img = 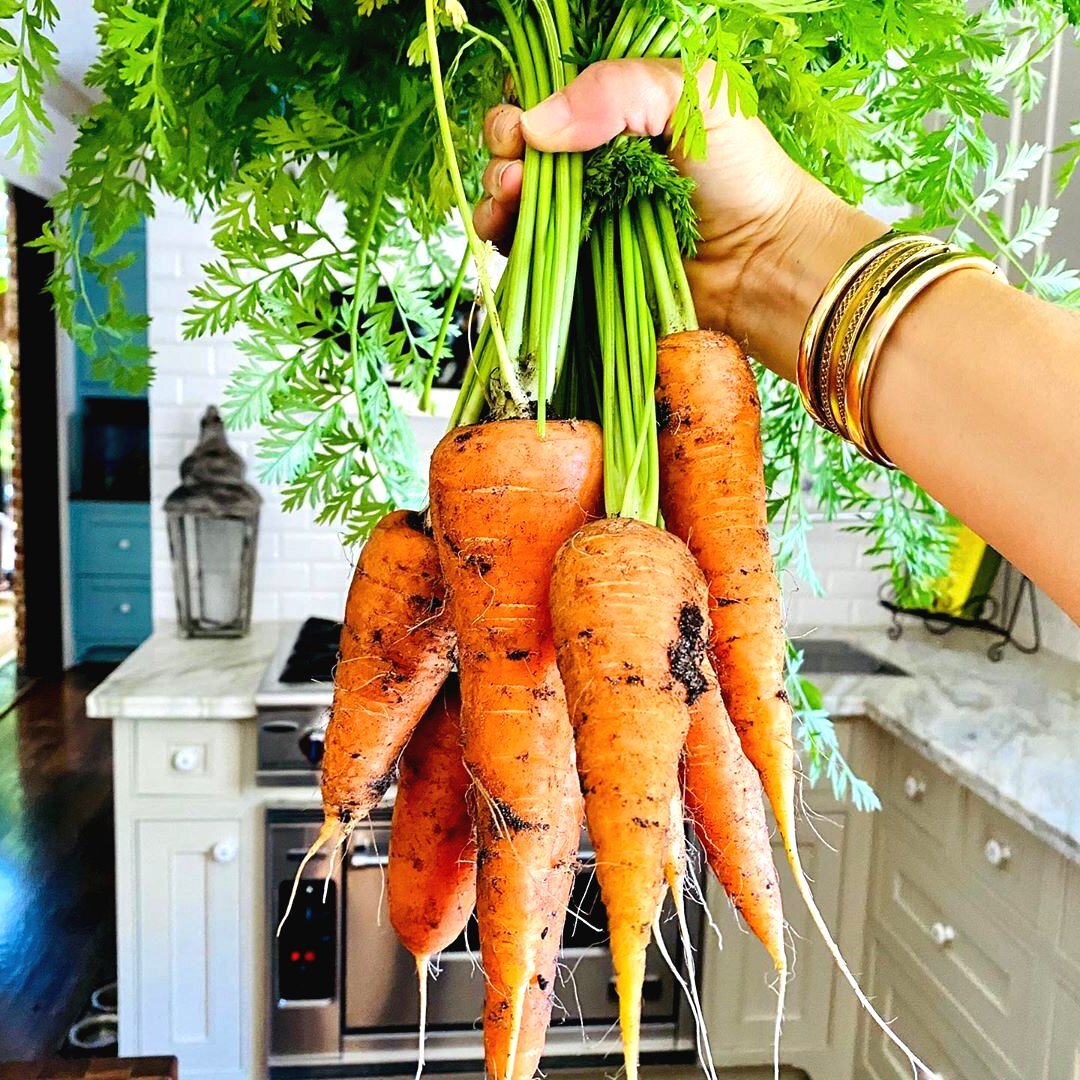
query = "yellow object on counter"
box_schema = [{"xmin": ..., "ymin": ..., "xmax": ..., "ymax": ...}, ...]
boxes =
[{"xmin": 932, "ymin": 525, "xmax": 999, "ymax": 616}]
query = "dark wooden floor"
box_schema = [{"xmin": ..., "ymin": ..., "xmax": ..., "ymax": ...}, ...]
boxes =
[{"xmin": 0, "ymin": 665, "xmax": 116, "ymax": 1060}]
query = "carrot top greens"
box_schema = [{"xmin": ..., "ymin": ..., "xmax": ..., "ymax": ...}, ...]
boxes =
[{"xmin": 5, "ymin": 0, "xmax": 1080, "ymax": 806}]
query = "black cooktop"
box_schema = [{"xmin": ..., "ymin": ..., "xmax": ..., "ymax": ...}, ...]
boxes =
[{"xmin": 279, "ymin": 617, "xmax": 343, "ymax": 684}]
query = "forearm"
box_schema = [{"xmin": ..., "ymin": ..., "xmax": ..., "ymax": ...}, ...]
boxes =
[
  {"xmin": 693, "ymin": 190, "xmax": 1080, "ymax": 622},
  {"xmin": 873, "ymin": 273, "xmax": 1080, "ymax": 619}
]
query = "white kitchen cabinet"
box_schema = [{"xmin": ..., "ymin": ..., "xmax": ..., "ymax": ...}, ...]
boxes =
[
  {"xmin": 701, "ymin": 718, "xmax": 877, "ymax": 1079},
  {"xmin": 113, "ymin": 715, "xmax": 266, "ymax": 1080},
  {"xmin": 134, "ymin": 818, "xmax": 244, "ymax": 1072},
  {"xmin": 858, "ymin": 726, "xmax": 1079, "ymax": 1080},
  {"xmin": 1045, "ymin": 983, "xmax": 1080, "ymax": 1080}
]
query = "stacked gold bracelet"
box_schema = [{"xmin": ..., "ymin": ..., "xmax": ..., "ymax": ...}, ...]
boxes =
[{"xmin": 797, "ymin": 231, "xmax": 1002, "ymax": 467}]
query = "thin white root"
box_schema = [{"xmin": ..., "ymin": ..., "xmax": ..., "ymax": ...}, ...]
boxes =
[
  {"xmin": 662, "ymin": 882, "xmax": 718, "ymax": 1080},
  {"xmin": 772, "ymin": 961, "xmax": 788, "ymax": 1080},
  {"xmin": 789, "ymin": 843, "xmax": 933, "ymax": 1078},
  {"xmin": 415, "ymin": 953, "xmax": 429, "ymax": 1080},
  {"xmin": 277, "ymin": 817, "xmax": 341, "ymax": 936}
]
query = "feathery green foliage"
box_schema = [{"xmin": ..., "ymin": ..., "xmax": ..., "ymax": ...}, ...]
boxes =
[{"xmin": 2, "ymin": 0, "xmax": 1078, "ymax": 794}]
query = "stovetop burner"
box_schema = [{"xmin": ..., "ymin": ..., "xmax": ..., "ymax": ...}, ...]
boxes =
[{"xmin": 278, "ymin": 617, "xmax": 342, "ymax": 684}]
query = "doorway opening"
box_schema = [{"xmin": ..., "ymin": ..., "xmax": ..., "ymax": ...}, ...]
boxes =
[{"xmin": 3, "ymin": 183, "xmax": 65, "ymax": 691}]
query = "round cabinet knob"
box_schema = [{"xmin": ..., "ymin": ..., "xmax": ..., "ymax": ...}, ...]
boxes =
[
  {"xmin": 171, "ymin": 746, "xmax": 200, "ymax": 773},
  {"xmin": 984, "ymin": 838, "xmax": 1012, "ymax": 868},
  {"xmin": 117, "ymin": 538, "xmax": 132, "ymax": 550},
  {"xmin": 930, "ymin": 921, "xmax": 956, "ymax": 947},
  {"xmin": 118, "ymin": 602, "xmax": 133, "ymax": 615},
  {"xmin": 210, "ymin": 839, "xmax": 238, "ymax": 864},
  {"xmin": 903, "ymin": 775, "xmax": 927, "ymax": 802}
]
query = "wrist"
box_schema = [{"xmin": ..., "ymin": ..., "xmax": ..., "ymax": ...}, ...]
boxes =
[{"xmin": 690, "ymin": 178, "xmax": 887, "ymax": 382}]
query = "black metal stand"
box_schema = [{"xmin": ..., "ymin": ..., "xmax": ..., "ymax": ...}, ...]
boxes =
[{"xmin": 878, "ymin": 562, "xmax": 1040, "ymax": 661}]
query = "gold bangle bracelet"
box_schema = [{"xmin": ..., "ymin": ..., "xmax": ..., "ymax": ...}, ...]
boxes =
[
  {"xmin": 797, "ymin": 229, "xmax": 900, "ymax": 423},
  {"xmin": 845, "ymin": 250, "xmax": 1003, "ymax": 467},
  {"xmin": 822, "ymin": 240, "xmax": 945, "ymax": 436},
  {"xmin": 797, "ymin": 230, "xmax": 939, "ymax": 425}
]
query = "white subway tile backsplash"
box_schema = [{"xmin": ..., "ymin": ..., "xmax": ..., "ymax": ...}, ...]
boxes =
[{"xmin": 144, "ymin": 196, "xmax": 1080, "ymax": 660}]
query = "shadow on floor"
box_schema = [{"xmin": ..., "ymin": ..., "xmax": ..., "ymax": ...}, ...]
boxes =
[{"xmin": 0, "ymin": 664, "xmax": 116, "ymax": 1059}]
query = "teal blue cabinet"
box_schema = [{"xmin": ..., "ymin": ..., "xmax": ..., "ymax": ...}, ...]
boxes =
[
  {"xmin": 74, "ymin": 220, "xmax": 148, "ymax": 399},
  {"xmin": 68, "ymin": 219, "xmax": 152, "ymax": 663},
  {"xmin": 69, "ymin": 501, "xmax": 152, "ymax": 661}
]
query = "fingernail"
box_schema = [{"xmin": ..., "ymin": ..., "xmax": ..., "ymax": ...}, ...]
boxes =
[
  {"xmin": 491, "ymin": 160, "xmax": 510, "ymax": 192},
  {"xmin": 521, "ymin": 92, "xmax": 573, "ymax": 143},
  {"xmin": 491, "ymin": 108, "xmax": 518, "ymax": 146}
]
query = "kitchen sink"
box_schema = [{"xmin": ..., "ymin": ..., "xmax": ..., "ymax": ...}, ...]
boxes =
[{"xmin": 794, "ymin": 638, "xmax": 909, "ymax": 676}]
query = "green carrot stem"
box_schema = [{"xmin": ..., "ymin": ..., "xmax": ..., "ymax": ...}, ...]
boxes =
[
  {"xmin": 424, "ymin": 0, "xmax": 520, "ymax": 407},
  {"xmin": 634, "ymin": 199, "xmax": 682, "ymax": 335},
  {"xmin": 606, "ymin": 218, "xmax": 636, "ymax": 496},
  {"xmin": 644, "ymin": 22, "xmax": 679, "ymax": 58},
  {"xmin": 656, "ymin": 199, "xmax": 698, "ymax": 330},
  {"xmin": 593, "ymin": 225, "xmax": 623, "ymax": 511},
  {"xmin": 603, "ymin": 5, "xmax": 639, "ymax": 59},
  {"xmin": 491, "ymin": 0, "xmax": 541, "ymax": 370},
  {"xmin": 624, "ymin": 14, "xmax": 665, "ymax": 58},
  {"xmin": 422, "ymin": 249, "xmax": 470, "ymax": 413}
]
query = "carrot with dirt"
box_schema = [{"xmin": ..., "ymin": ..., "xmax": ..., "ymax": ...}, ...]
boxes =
[
  {"xmin": 388, "ymin": 675, "xmax": 477, "ymax": 1079},
  {"xmin": 683, "ymin": 675, "xmax": 785, "ymax": 971},
  {"xmin": 428, "ymin": 418, "xmax": 603, "ymax": 1080},
  {"xmin": 656, "ymin": 330, "xmax": 932, "ymax": 1076},
  {"xmin": 319, "ymin": 510, "xmax": 454, "ymax": 852},
  {"xmin": 550, "ymin": 515, "xmax": 713, "ymax": 1080}
]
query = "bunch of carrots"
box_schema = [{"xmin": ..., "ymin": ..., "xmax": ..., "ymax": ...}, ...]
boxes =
[{"xmin": 285, "ymin": 2, "xmax": 936, "ymax": 1079}]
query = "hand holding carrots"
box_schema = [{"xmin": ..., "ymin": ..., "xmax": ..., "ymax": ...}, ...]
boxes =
[{"xmin": 475, "ymin": 56, "xmax": 884, "ymax": 387}]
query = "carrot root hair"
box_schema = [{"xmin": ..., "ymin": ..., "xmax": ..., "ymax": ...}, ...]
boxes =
[
  {"xmin": 277, "ymin": 817, "xmax": 342, "ymax": 935},
  {"xmin": 772, "ymin": 962, "xmax": 788, "ymax": 1080},
  {"xmin": 665, "ymin": 884, "xmax": 718, "ymax": 1080},
  {"xmin": 415, "ymin": 953, "xmax": 429, "ymax": 1080},
  {"xmin": 785, "ymin": 834, "xmax": 931, "ymax": 1079}
]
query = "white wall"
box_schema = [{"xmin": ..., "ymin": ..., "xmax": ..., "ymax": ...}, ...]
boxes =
[
  {"xmin": 146, "ymin": 198, "xmax": 447, "ymax": 625},
  {"xmin": 146, "ymin": 197, "xmax": 1079, "ymax": 659}
]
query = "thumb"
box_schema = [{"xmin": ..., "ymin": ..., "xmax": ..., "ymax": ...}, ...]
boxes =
[{"xmin": 520, "ymin": 58, "xmax": 686, "ymax": 153}]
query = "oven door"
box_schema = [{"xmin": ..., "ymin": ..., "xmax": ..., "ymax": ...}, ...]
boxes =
[{"xmin": 343, "ymin": 821, "xmax": 686, "ymax": 1043}]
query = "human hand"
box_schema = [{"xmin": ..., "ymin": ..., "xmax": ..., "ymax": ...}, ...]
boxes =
[{"xmin": 474, "ymin": 58, "xmax": 883, "ymax": 382}]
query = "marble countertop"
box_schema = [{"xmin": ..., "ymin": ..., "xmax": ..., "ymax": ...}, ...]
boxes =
[
  {"xmin": 86, "ymin": 622, "xmax": 282, "ymax": 720},
  {"xmin": 85, "ymin": 617, "xmax": 1080, "ymax": 862},
  {"xmin": 802, "ymin": 623, "xmax": 1080, "ymax": 864}
]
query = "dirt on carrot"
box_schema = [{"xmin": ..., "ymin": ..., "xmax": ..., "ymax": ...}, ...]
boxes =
[
  {"xmin": 320, "ymin": 510, "xmax": 455, "ymax": 835},
  {"xmin": 550, "ymin": 515, "xmax": 712, "ymax": 1080},
  {"xmin": 429, "ymin": 418, "xmax": 604, "ymax": 1080}
]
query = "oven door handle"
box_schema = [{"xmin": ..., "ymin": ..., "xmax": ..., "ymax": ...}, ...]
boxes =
[
  {"xmin": 285, "ymin": 847, "xmax": 330, "ymax": 862},
  {"xmin": 349, "ymin": 850, "xmax": 389, "ymax": 869}
]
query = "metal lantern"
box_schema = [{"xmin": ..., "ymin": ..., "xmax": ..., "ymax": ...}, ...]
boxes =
[{"xmin": 164, "ymin": 406, "xmax": 261, "ymax": 638}]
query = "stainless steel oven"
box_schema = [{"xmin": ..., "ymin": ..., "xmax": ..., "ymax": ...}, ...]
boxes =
[{"xmin": 267, "ymin": 806, "xmax": 702, "ymax": 1076}]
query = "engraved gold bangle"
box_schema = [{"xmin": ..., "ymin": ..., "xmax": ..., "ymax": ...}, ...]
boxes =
[
  {"xmin": 797, "ymin": 230, "xmax": 939, "ymax": 425},
  {"xmin": 797, "ymin": 229, "xmax": 901, "ymax": 424},
  {"xmin": 844, "ymin": 250, "xmax": 1003, "ymax": 467},
  {"xmin": 821, "ymin": 240, "xmax": 945, "ymax": 436}
]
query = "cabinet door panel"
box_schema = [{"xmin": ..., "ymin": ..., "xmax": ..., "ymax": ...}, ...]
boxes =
[
  {"xmin": 1046, "ymin": 984, "xmax": 1080, "ymax": 1080},
  {"xmin": 702, "ymin": 812, "xmax": 842, "ymax": 1057},
  {"xmin": 870, "ymin": 830, "xmax": 1037, "ymax": 1071},
  {"xmin": 1059, "ymin": 859, "xmax": 1080, "ymax": 972},
  {"xmin": 859, "ymin": 935, "xmax": 1020, "ymax": 1080},
  {"xmin": 135, "ymin": 818, "xmax": 242, "ymax": 1073}
]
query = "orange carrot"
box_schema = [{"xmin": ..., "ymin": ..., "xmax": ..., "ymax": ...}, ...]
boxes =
[
  {"xmin": 429, "ymin": 419, "xmax": 604, "ymax": 1080},
  {"xmin": 656, "ymin": 330, "xmax": 931, "ymax": 1076},
  {"xmin": 388, "ymin": 675, "xmax": 476, "ymax": 1077},
  {"xmin": 389, "ymin": 673, "xmax": 476, "ymax": 959},
  {"xmin": 320, "ymin": 510, "xmax": 455, "ymax": 843},
  {"xmin": 550, "ymin": 515, "xmax": 712, "ymax": 1080},
  {"xmin": 684, "ymin": 676, "xmax": 785, "ymax": 970}
]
